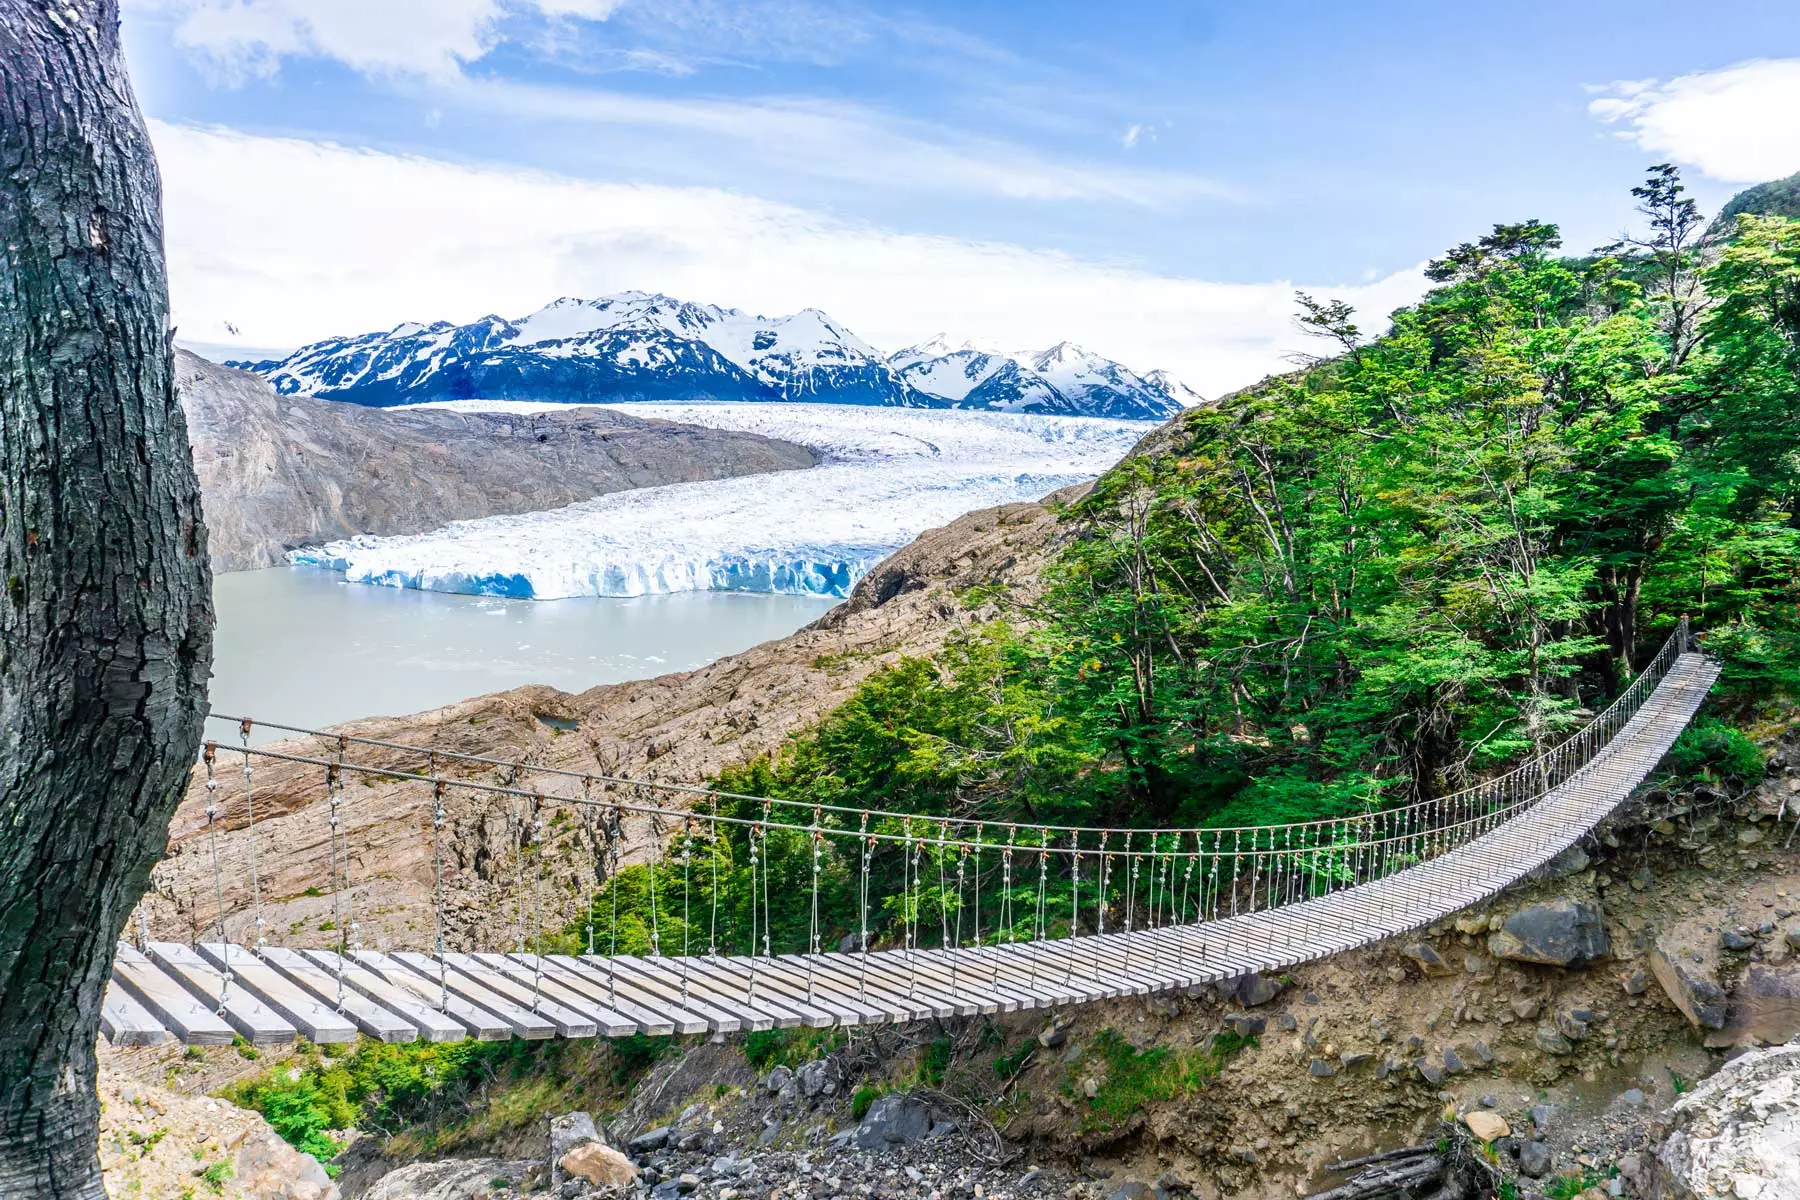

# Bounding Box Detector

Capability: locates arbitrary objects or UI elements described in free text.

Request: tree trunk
[0,3,213,1196]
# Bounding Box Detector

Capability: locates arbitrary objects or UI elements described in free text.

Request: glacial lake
[210,567,836,745]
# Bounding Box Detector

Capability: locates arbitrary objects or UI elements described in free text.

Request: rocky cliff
[176,350,818,571]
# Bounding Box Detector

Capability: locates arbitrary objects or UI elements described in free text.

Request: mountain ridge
[238,291,1201,421]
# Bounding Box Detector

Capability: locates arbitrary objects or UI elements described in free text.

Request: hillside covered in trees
[572,166,1799,956]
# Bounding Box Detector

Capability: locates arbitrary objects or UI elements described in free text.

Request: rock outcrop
[177,350,817,571]
[1643,1040,1800,1199]
[1487,899,1609,966]
[97,1065,338,1199]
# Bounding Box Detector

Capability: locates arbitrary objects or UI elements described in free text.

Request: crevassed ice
[292,403,1151,600]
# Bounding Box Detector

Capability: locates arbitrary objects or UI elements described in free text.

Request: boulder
[549,1111,601,1162]
[1649,1041,1800,1199]
[1518,1140,1554,1178]
[1487,900,1609,966]
[1463,1111,1510,1141]
[1719,963,1800,1047]
[628,1126,673,1154]
[560,1143,639,1188]
[796,1059,832,1099]
[233,1128,339,1200]
[852,1094,935,1149]
[1534,1025,1573,1054]
[365,1159,534,1199]
[1401,943,1456,977]
[1222,1013,1266,1039]
[1227,972,1284,1006]
[1650,944,1728,1030]
[1537,845,1591,879]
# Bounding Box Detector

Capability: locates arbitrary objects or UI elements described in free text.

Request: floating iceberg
[293,403,1150,600]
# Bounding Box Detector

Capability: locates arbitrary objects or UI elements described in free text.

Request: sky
[121,0,1800,398]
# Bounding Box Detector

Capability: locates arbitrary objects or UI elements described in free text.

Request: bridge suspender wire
[529,801,546,1014]
[431,773,449,1012]
[202,744,232,1014]
[237,720,265,950]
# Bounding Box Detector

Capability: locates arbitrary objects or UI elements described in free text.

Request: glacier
[291,403,1150,600]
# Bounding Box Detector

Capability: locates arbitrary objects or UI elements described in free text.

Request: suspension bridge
[102,623,1718,1046]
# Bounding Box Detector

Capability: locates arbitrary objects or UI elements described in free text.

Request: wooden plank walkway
[102,653,1719,1044]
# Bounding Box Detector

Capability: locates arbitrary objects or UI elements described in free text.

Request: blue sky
[122,0,1800,395]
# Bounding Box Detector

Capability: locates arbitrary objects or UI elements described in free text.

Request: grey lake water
[211,567,836,745]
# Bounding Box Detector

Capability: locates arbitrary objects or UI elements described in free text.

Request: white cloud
[151,123,1423,398]
[124,0,623,80]
[1589,58,1800,183]
[1122,123,1150,149]
[459,79,1235,207]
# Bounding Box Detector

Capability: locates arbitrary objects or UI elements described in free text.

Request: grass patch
[1066,1028,1250,1130]
[223,1035,664,1165]
[850,1085,883,1121]
[919,1036,952,1088]
[1546,1169,1610,1200]
[742,1028,844,1072]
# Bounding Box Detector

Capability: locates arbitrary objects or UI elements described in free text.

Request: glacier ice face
[293,403,1149,601]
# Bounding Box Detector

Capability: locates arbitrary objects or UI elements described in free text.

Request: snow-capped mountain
[243,293,1200,420]
[887,335,1202,419]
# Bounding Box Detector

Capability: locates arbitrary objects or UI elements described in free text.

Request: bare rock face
[1646,1041,1800,1199]
[1487,899,1609,966]
[1651,939,1730,1032]
[1719,965,1800,1048]
[97,1065,338,1200]
[363,1158,537,1199]
[176,350,817,571]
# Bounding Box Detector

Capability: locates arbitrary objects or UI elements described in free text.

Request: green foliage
[742,1028,842,1072]
[1665,716,1767,781]
[565,169,1800,960]
[198,1162,233,1194]
[608,1035,672,1085]
[224,1036,618,1163]
[1546,1170,1607,1200]
[919,1036,952,1088]
[1067,1028,1246,1129]
[992,1041,1034,1080]
[850,1085,882,1121]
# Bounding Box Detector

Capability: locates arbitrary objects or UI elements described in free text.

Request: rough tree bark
[0,2,213,1196]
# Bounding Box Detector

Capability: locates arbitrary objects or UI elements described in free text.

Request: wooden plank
[550,956,709,1035]
[346,951,511,1041]
[818,953,980,1019]
[385,952,557,1040]
[864,950,1013,1014]
[680,957,846,1028]
[146,943,297,1045]
[466,954,645,1037]
[112,946,235,1046]
[538,955,742,1035]
[102,981,175,1046]
[774,955,943,1023]
[434,953,599,1039]
[194,944,358,1044]
[297,950,470,1042]
[947,946,1095,1006]
[255,947,421,1043]
[609,956,813,1031]
[599,956,789,1033]
[725,956,903,1026]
